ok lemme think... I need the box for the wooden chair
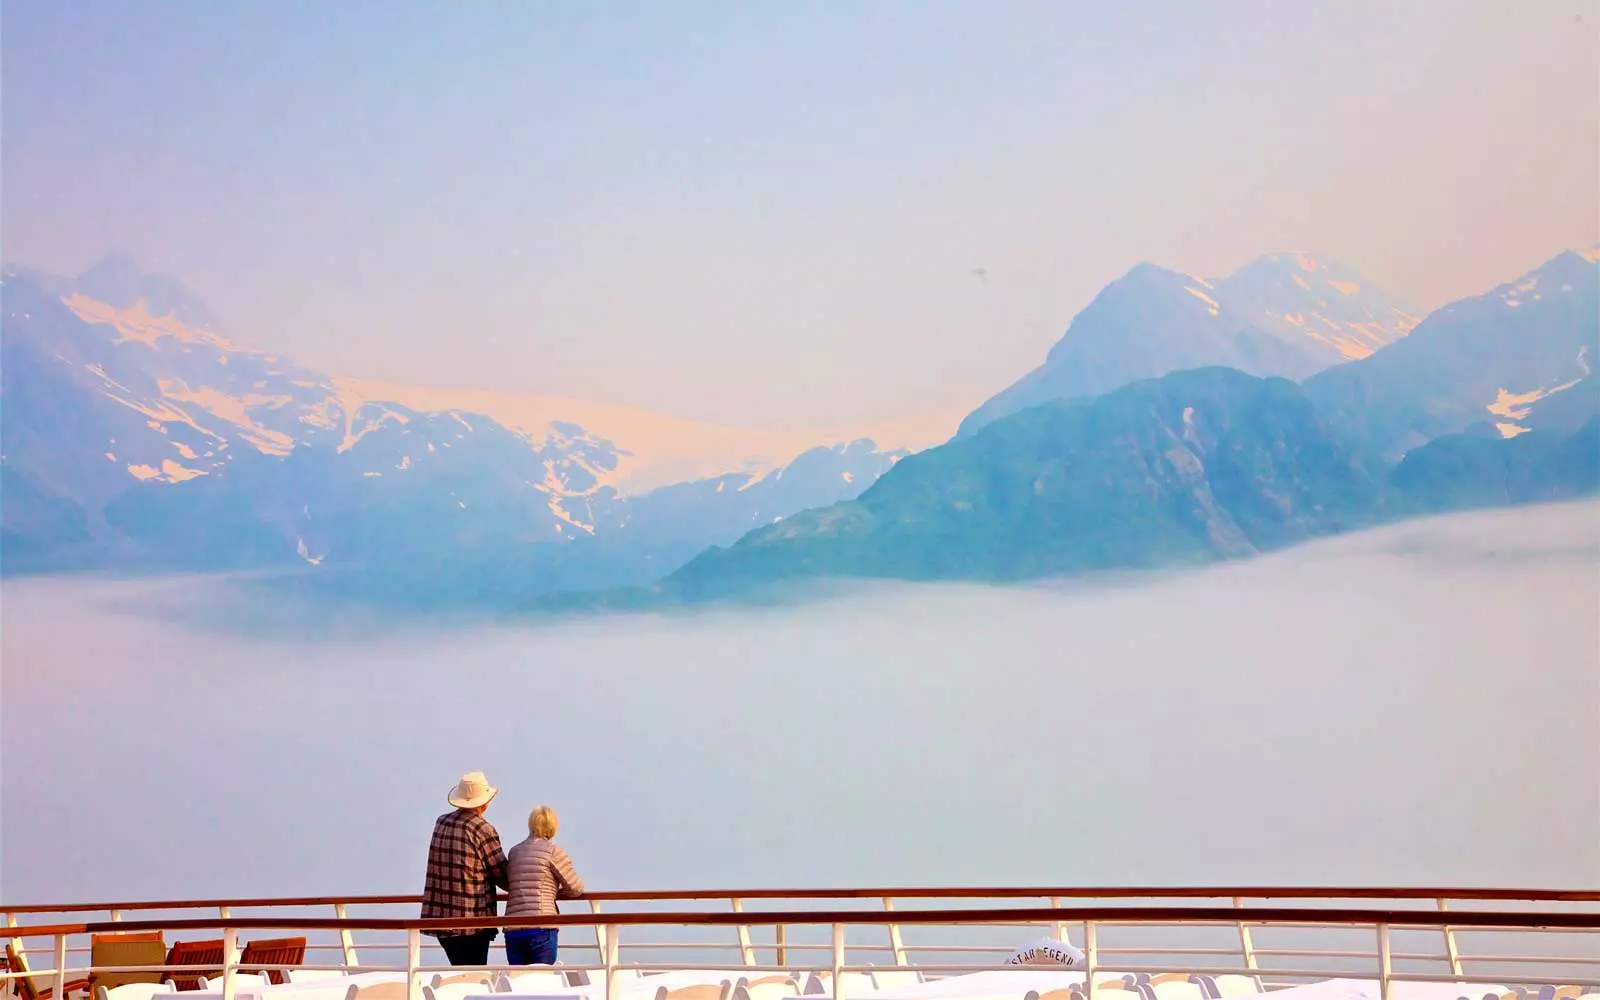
[238,938,306,987]
[159,941,224,993]
[88,933,168,994]
[5,942,90,1000]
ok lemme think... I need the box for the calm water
[4,502,1598,905]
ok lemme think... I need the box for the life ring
[1006,938,1085,967]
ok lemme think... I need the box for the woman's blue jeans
[505,927,560,966]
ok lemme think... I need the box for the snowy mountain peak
[962,250,1424,436]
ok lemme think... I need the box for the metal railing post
[1233,898,1259,972]
[221,927,239,1000]
[1083,921,1098,1000]
[882,899,907,967]
[1436,899,1462,978]
[775,924,787,969]
[590,900,608,977]
[404,928,420,1000]
[732,899,756,967]
[334,904,360,971]
[603,924,619,1000]
[110,910,124,923]
[831,923,845,1000]
[52,934,68,1000]
[1377,924,1393,1000]
[1049,897,1066,944]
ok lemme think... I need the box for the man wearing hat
[422,771,510,966]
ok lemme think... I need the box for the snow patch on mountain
[330,376,961,494]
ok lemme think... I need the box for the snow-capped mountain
[959,252,1419,435]
[0,256,924,577]
[1303,250,1599,458]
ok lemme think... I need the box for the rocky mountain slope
[668,368,1386,598]
[661,366,1599,604]
[959,252,1419,436]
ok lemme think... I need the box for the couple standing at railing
[421,771,586,969]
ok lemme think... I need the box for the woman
[504,804,586,965]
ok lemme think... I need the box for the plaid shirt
[421,809,508,938]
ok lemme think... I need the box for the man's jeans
[505,928,559,966]
[439,930,495,966]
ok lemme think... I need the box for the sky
[3,0,1597,429]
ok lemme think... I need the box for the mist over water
[4,503,1598,906]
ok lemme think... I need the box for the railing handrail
[6,903,1600,939]
[5,885,1599,914]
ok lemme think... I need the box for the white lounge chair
[653,983,734,1000]
[492,972,568,994]
[867,973,920,992]
[803,973,875,997]
[1141,975,1206,1000]
[1197,976,1261,999]
[733,979,798,1000]
[426,982,496,1000]
[95,984,176,1000]
[286,972,348,985]
[196,976,273,992]
[432,976,493,991]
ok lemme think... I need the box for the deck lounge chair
[1141,975,1207,1000]
[6,942,91,1000]
[1194,976,1261,1000]
[867,973,919,992]
[94,984,175,1000]
[285,972,346,985]
[801,974,874,997]
[655,984,734,1000]
[429,977,490,991]
[424,983,495,1000]
[734,978,798,1000]
[239,939,307,986]
[194,976,270,993]
[161,941,224,992]
[492,972,565,994]
[89,933,169,994]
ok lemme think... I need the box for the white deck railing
[4,889,1597,1000]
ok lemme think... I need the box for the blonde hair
[529,804,559,839]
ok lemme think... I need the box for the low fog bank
[3,502,1597,904]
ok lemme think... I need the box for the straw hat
[447,771,498,809]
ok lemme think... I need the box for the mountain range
[621,251,1600,606]
[4,248,1596,610]
[0,256,925,587]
